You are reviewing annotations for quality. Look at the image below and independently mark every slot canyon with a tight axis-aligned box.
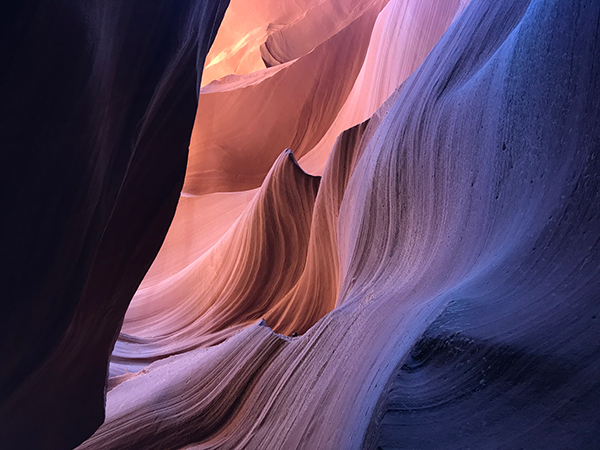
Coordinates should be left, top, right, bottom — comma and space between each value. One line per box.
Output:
1, 0, 599, 449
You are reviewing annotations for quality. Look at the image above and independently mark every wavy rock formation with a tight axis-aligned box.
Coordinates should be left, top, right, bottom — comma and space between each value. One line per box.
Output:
299, 0, 471, 173
183, 4, 382, 195
186, 0, 469, 194
112, 151, 319, 376
80, 0, 600, 448
201, 0, 387, 85
140, 189, 258, 288
141, 0, 468, 324
0, 1, 228, 448
3, 0, 599, 448
264, 94, 399, 335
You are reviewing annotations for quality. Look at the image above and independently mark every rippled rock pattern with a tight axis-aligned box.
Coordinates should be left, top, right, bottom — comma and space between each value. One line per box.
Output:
2, 0, 599, 449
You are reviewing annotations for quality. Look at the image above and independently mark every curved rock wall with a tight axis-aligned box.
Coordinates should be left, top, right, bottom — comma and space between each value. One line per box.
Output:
98, 0, 599, 448
3, 0, 599, 448
0, 1, 228, 448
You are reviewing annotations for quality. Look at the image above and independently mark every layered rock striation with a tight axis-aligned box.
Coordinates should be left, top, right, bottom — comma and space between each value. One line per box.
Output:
2, 0, 599, 449
92, 0, 600, 448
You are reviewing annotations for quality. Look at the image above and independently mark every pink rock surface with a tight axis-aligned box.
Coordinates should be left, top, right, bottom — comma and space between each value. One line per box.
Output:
299, 0, 470, 173
139, 0, 467, 330
183, 4, 382, 195
81, 0, 600, 448
113, 151, 320, 374
3, 0, 599, 448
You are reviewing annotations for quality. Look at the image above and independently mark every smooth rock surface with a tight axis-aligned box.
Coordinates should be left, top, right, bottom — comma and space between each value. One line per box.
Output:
0, 1, 228, 448
3, 0, 599, 449
89, 0, 599, 448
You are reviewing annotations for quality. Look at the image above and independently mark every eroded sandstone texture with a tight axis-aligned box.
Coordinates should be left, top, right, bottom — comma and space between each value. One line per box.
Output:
2, 0, 599, 449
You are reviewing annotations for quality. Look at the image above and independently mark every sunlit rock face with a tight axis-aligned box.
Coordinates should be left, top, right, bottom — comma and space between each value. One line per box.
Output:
2, 0, 599, 449
122, 0, 469, 361
183, 1, 384, 195
94, 0, 599, 448
0, 1, 228, 449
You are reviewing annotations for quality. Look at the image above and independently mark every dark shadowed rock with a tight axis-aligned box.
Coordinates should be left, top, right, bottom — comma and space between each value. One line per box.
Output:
0, 1, 228, 448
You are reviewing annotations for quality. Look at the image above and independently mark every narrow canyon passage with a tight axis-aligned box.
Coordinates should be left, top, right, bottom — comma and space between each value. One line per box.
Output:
112, 0, 469, 380
1, 0, 599, 449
